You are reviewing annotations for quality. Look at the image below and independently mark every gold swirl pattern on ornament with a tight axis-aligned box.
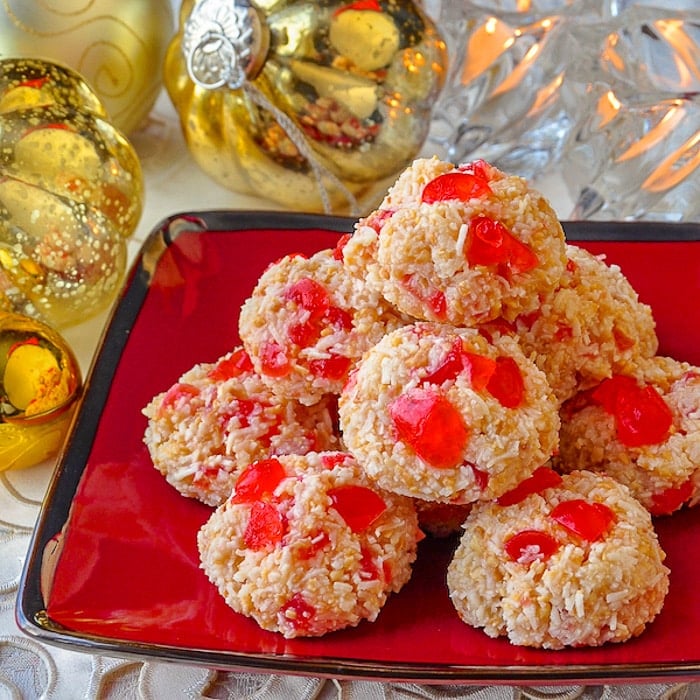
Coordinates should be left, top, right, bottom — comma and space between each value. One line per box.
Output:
1, 0, 169, 131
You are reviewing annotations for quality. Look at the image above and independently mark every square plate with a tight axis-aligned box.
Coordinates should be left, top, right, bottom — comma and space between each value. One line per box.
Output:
17, 211, 700, 684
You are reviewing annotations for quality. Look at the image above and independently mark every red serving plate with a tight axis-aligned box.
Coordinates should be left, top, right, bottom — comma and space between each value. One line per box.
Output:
17, 212, 700, 684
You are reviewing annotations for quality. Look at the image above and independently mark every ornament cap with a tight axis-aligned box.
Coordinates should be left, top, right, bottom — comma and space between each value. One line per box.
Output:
182, 0, 269, 90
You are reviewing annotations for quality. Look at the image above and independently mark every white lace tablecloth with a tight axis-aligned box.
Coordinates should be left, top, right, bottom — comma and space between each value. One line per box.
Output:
1, 92, 698, 700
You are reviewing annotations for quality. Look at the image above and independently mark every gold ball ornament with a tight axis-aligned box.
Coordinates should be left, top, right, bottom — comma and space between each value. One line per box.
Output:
0, 311, 81, 470
0, 0, 174, 135
164, 0, 447, 215
0, 58, 144, 328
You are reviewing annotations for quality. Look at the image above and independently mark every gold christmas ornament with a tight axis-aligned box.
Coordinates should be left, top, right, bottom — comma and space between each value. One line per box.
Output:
0, 58, 144, 328
0, 311, 81, 471
0, 0, 174, 135
165, 0, 447, 214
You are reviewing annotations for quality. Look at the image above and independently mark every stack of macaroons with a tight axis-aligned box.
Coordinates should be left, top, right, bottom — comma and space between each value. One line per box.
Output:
142, 156, 699, 648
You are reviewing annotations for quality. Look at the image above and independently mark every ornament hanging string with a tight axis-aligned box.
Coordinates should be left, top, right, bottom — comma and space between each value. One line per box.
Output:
183, 8, 360, 217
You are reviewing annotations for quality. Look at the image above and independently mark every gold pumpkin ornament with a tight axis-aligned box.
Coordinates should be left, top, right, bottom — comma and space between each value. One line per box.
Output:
0, 58, 144, 328
164, 0, 447, 214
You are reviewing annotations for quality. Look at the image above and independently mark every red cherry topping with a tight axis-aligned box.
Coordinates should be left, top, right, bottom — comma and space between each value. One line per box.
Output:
363, 208, 394, 234
421, 171, 492, 204
324, 305, 353, 330
505, 234, 540, 275
207, 348, 254, 381
243, 501, 286, 550
590, 374, 636, 412
232, 458, 287, 504
158, 383, 199, 416
284, 277, 330, 313
616, 385, 673, 447
421, 339, 465, 386
592, 375, 673, 447
462, 352, 497, 391
309, 354, 353, 380
287, 318, 322, 347
465, 216, 538, 274
505, 530, 559, 563
458, 159, 491, 180
486, 356, 524, 408
550, 499, 615, 542
497, 466, 563, 506
320, 452, 350, 470
260, 341, 291, 377
333, 233, 352, 261
389, 387, 469, 468
649, 478, 694, 516
280, 593, 316, 632
328, 484, 387, 533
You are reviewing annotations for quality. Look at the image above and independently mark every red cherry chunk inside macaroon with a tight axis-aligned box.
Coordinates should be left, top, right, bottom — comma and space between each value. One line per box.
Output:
550, 499, 615, 542
592, 375, 673, 447
421, 170, 492, 204
363, 207, 394, 234
309, 354, 353, 380
320, 452, 351, 470
420, 341, 497, 391
389, 387, 469, 468
462, 352, 497, 391
421, 339, 466, 386
244, 501, 286, 550
470, 463, 490, 490
649, 477, 694, 516
359, 545, 392, 582
333, 233, 352, 261
401, 274, 447, 319
297, 531, 331, 560
497, 466, 563, 506
158, 383, 199, 416
232, 458, 287, 504
617, 385, 673, 447
465, 216, 538, 274
591, 374, 637, 412
280, 593, 316, 632
284, 277, 330, 313
486, 356, 525, 408
260, 340, 291, 377
206, 348, 254, 381
328, 484, 387, 533
505, 529, 559, 563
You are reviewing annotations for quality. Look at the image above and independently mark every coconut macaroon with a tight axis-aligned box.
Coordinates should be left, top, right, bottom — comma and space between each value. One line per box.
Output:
483, 244, 658, 403
238, 247, 407, 406
197, 451, 421, 638
142, 347, 339, 507
447, 469, 669, 649
342, 156, 456, 281
557, 356, 700, 516
339, 322, 560, 504
341, 157, 567, 326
